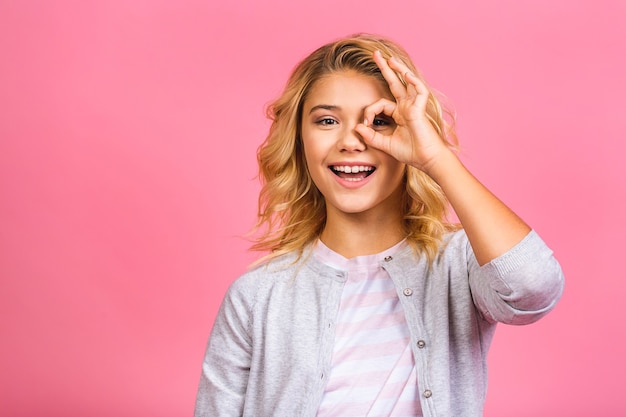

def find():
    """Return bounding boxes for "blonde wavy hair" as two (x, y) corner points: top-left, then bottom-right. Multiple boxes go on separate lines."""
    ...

(251, 34), (459, 263)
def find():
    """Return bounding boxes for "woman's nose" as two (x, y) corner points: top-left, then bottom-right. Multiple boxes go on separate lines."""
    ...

(337, 125), (366, 152)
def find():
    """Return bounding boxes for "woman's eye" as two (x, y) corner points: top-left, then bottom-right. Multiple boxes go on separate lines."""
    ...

(316, 118), (338, 126)
(373, 117), (393, 128)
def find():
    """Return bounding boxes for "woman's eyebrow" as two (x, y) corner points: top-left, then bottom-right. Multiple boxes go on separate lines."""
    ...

(309, 104), (340, 114)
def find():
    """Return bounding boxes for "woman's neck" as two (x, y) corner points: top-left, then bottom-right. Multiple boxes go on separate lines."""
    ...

(319, 210), (405, 259)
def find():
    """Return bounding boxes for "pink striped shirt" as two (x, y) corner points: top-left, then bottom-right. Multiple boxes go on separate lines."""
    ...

(314, 240), (422, 417)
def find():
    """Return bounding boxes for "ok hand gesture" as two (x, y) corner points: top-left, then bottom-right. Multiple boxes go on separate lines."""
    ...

(355, 50), (453, 177)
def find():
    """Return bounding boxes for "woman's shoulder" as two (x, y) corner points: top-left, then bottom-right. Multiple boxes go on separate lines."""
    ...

(229, 249), (309, 290)
(440, 227), (471, 255)
(246, 249), (307, 276)
(443, 227), (468, 243)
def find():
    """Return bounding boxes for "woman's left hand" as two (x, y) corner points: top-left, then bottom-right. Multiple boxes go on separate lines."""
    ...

(355, 50), (453, 176)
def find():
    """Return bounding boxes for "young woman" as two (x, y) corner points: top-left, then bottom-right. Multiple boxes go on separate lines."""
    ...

(194, 34), (564, 417)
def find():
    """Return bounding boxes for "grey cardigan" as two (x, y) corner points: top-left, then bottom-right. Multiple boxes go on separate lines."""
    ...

(195, 230), (564, 417)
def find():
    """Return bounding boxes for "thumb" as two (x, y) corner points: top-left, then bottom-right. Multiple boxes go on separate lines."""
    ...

(355, 123), (391, 154)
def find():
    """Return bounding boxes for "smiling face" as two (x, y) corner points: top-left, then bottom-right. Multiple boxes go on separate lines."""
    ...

(301, 71), (406, 222)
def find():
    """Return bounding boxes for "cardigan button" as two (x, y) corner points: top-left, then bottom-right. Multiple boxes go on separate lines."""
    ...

(417, 340), (426, 348)
(423, 389), (432, 398)
(384, 256), (393, 262)
(403, 288), (413, 296)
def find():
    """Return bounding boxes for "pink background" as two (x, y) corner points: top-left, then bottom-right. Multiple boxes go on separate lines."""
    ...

(1, 0), (625, 415)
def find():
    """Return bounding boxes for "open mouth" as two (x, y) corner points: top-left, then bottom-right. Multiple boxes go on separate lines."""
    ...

(329, 165), (376, 182)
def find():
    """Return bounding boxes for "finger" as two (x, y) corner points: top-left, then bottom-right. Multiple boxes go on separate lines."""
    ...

(391, 64), (431, 113)
(402, 70), (429, 103)
(403, 71), (419, 98)
(373, 50), (408, 99)
(385, 55), (416, 90)
(362, 98), (397, 127)
(354, 123), (392, 154)
(387, 57), (427, 100)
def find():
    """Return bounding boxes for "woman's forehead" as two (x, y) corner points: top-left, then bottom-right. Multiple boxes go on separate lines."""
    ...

(303, 71), (393, 110)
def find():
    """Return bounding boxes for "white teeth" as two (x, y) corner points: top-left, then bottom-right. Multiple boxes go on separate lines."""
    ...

(332, 165), (374, 173)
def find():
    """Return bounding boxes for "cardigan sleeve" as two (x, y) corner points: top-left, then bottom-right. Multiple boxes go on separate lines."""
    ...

(194, 276), (255, 417)
(468, 230), (565, 325)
